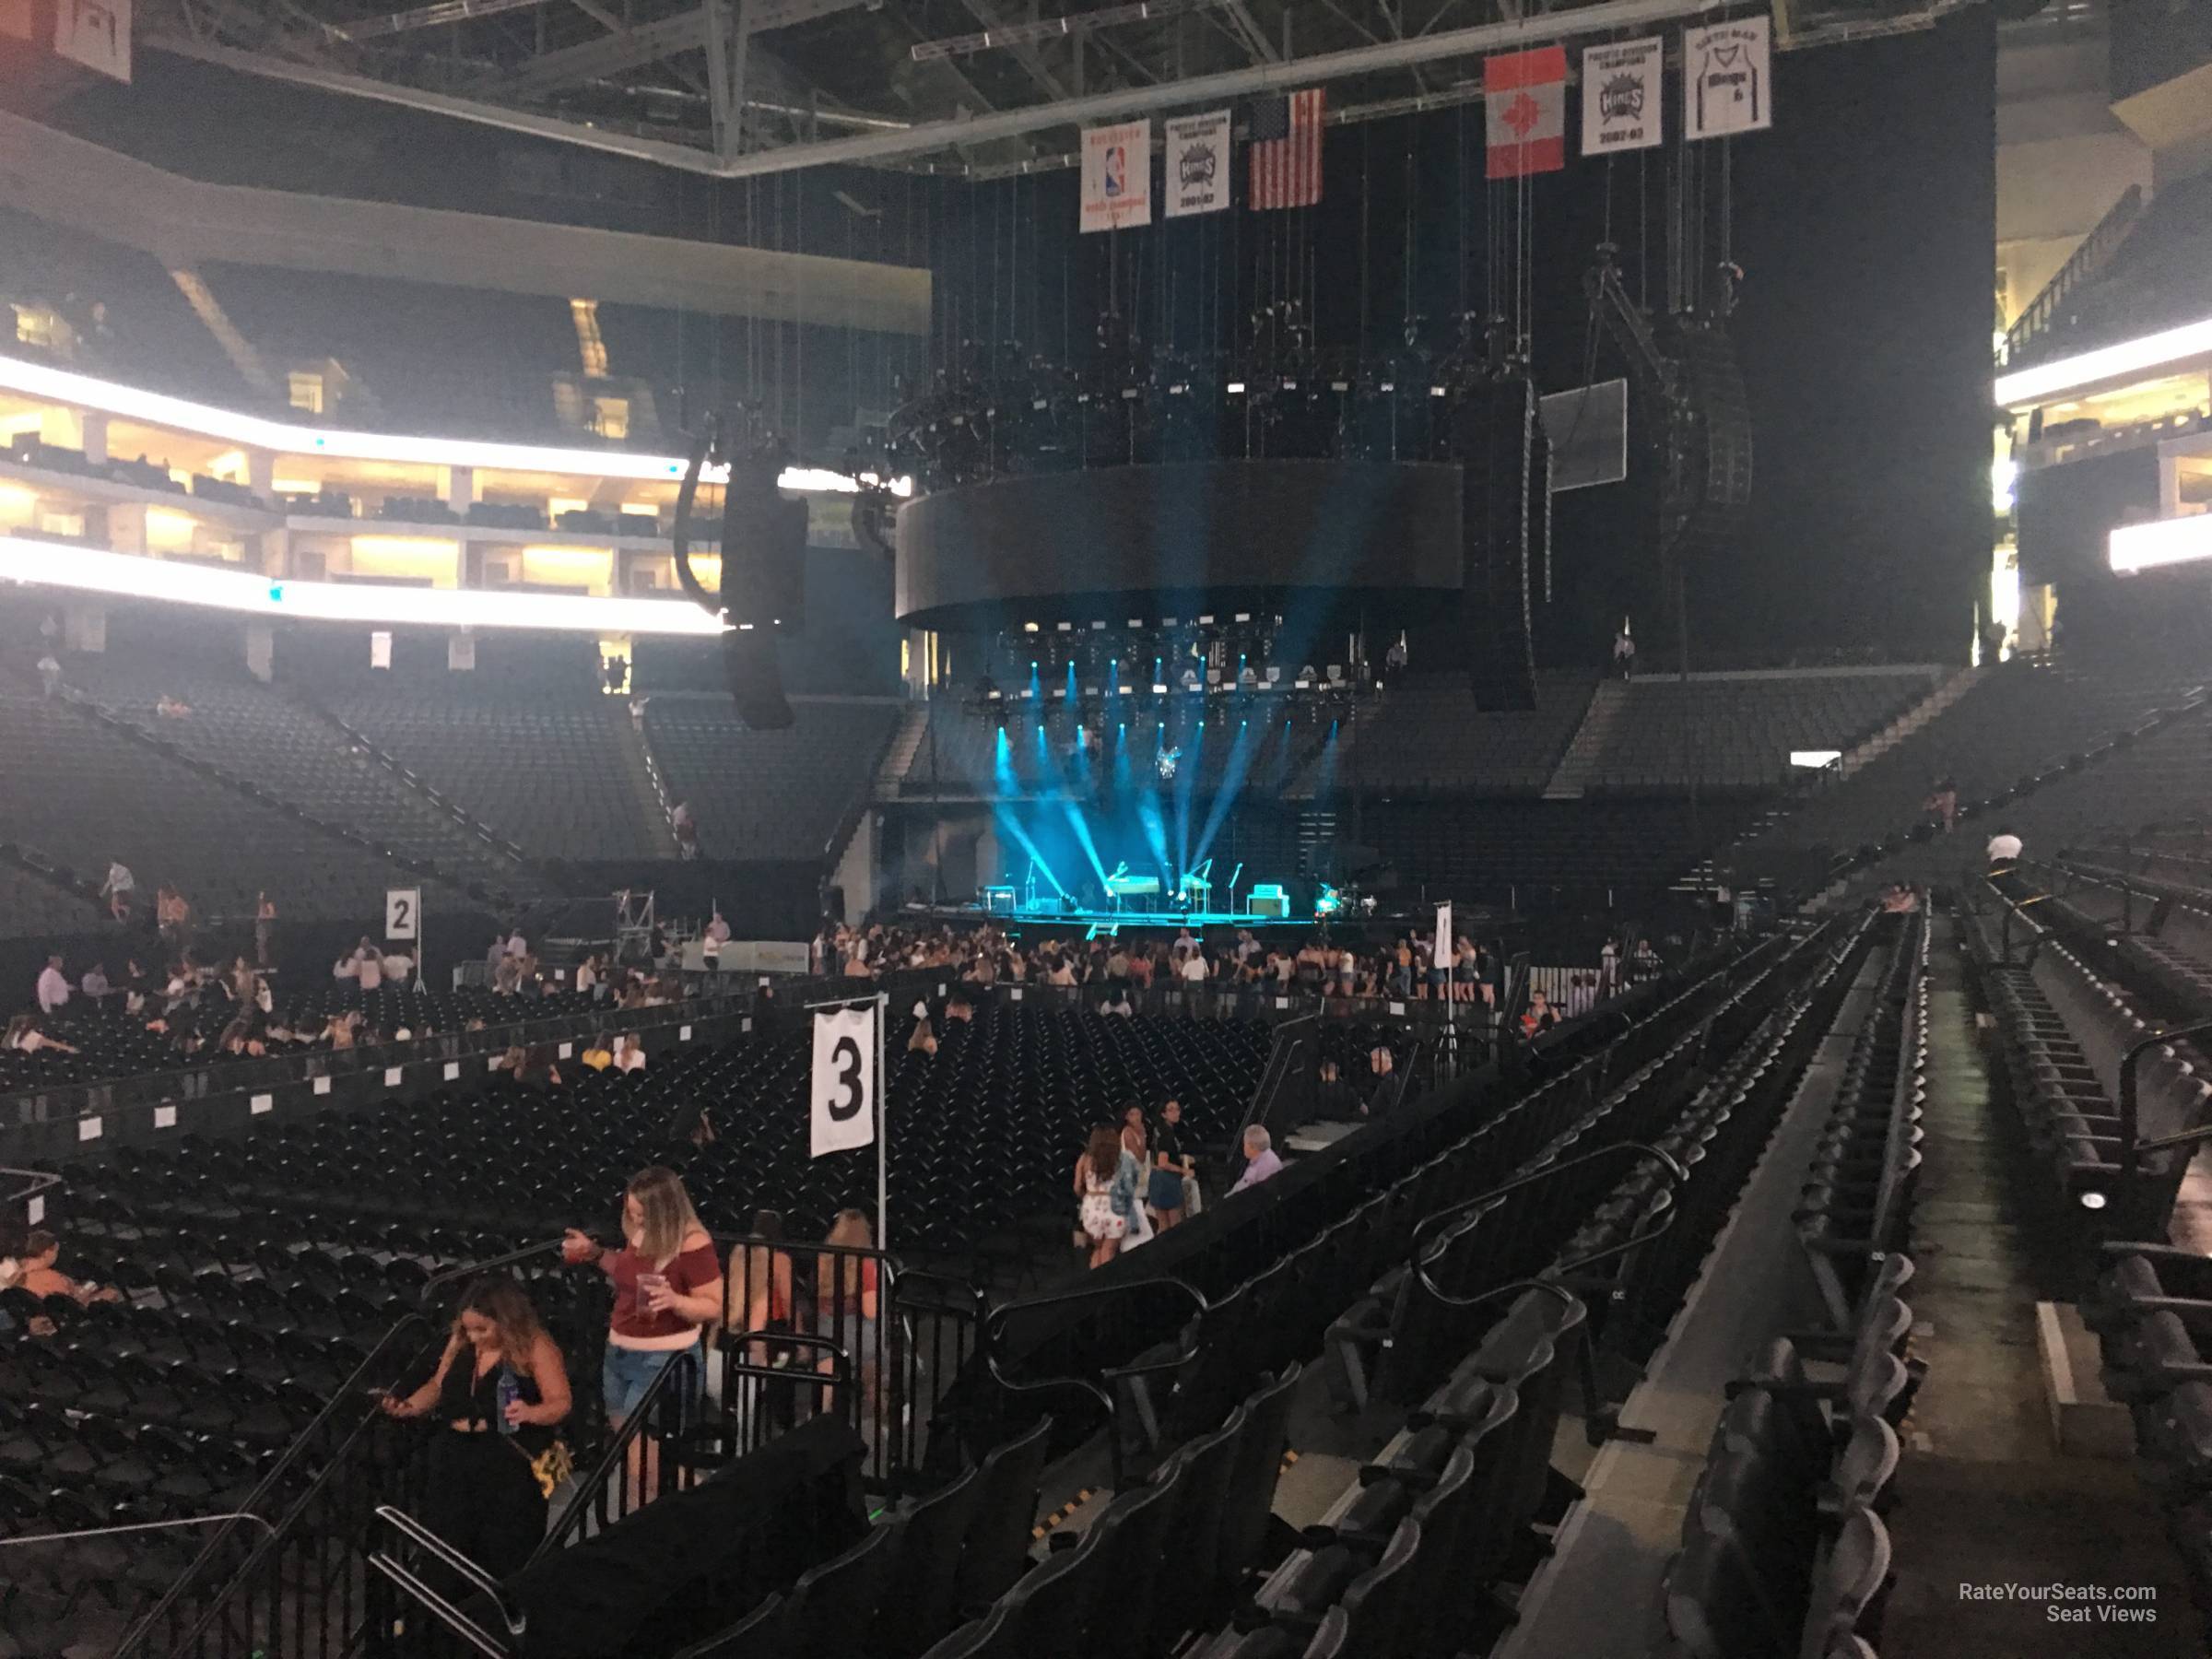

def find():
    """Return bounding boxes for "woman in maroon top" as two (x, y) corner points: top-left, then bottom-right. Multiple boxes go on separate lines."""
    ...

(564, 1165), (723, 1505)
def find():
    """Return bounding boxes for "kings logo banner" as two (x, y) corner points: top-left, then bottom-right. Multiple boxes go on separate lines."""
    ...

(1583, 38), (1662, 156)
(1164, 110), (1230, 218)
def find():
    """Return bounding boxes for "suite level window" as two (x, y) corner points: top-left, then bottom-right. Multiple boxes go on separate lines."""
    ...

(592, 397), (629, 441)
(288, 372), (325, 415)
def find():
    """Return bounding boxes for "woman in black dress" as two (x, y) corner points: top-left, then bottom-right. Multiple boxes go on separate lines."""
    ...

(382, 1276), (571, 1577)
(1149, 1099), (1192, 1230)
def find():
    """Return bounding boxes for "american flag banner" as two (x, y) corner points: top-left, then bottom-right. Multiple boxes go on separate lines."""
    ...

(1247, 88), (1324, 210)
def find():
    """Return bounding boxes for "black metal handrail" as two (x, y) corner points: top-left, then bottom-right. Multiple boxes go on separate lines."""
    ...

(371, 1504), (527, 1659)
(1, 1165), (60, 1215)
(982, 1276), (1209, 1486)
(2118, 1020), (2212, 1180)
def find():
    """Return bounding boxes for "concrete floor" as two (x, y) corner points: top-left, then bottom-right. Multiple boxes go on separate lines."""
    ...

(1880, 920), (2201, 1658)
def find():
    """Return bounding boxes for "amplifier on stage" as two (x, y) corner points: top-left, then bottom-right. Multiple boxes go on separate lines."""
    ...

(1250, 883), (1289, 919)
(982, 885), (1016, 915)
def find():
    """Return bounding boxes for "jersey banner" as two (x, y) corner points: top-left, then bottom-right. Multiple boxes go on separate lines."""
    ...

(1685, 16), (1771, 140)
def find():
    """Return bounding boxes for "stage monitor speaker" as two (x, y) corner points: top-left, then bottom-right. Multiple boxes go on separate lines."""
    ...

(1453, 378), (1539, 712)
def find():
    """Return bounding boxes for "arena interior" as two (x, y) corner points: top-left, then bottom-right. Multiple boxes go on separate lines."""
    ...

(3, 0), (2212, 1654)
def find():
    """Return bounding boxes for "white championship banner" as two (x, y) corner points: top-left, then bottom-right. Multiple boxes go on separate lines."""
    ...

(1079, 119), (1153, 233)
(1685, 17), (1772, 140)
(1583, 38), (1662, 156)
(1164, 110), (1231, 218)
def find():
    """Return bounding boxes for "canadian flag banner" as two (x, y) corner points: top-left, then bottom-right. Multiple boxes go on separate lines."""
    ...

(1484, 45), (1567, 180)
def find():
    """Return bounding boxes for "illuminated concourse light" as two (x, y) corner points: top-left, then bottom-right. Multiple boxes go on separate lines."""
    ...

(1994, 313), (2212, 407)
(1023, 621), (1040, 633)
(0, 535), (723, 635)
(1057, 621), (1073, 631)
(1226, 382), (1246, 395)
(2111, 516), (2212, 577)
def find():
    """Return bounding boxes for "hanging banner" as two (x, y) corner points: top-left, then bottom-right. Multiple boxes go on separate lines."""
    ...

(1079, 120), (1153, 234)
(53, 0), (130, 81)
(1164, 110), (1231, 218)
(810, 1003), (877, 1158)
(1, 0), (33, 42)
(1433, 902), (1453, 983)
(1583, 37), (1663, 156)
(1685, 16), (1772, 140)
(1247, 88), (1325, 210)
(1484, 46), (1567, 179)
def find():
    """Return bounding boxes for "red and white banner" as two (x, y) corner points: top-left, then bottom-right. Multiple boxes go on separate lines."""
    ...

(1079, 120), (1152, 234)
(1248, 88), (1324, 211)
(53, 0), (130, 81)
(1484, 45), (1566, 179)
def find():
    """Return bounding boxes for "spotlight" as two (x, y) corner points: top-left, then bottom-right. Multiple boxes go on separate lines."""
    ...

(1227, 382), (1246, 394)
(2078, 1190), (2109, 1211)
(1023, 621), (1039, 632)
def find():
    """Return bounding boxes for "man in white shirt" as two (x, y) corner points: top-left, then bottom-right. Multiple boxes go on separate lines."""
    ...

(81, 964), (110, 1001)
(1986, 829), (2023, 865)
(37, 653), (61, 698)
(36, 954), (69, 1014)
(1178, 950), (1208, 984)
(704, 911), (732, 946)
(506, 928), (527, 960)
(379, 949), (411, 986)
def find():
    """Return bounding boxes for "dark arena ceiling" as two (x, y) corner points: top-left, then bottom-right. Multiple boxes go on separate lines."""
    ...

(134, 0), (1987, 178)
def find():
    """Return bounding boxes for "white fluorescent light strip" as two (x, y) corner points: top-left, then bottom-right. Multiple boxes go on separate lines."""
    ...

(1994, 313), (2212, 409)
(2109, 515), (2212, 577)
(0, 536), (726, 635)
(0, 353), (910, 496)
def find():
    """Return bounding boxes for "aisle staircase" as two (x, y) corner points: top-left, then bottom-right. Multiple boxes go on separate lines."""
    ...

(1833, 665), (1979, 782)
(873, 703), (929, 799)
(1542, 680), (1630, 800)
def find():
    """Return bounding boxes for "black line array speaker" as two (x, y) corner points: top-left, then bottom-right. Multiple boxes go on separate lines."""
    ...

(716, 450), (805, 730)
(1666, 321), (1753, 564)
(1453, 376), (1540, 712)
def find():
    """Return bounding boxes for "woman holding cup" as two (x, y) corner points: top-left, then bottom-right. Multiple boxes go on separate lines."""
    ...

(563, 1166), (723, 1506)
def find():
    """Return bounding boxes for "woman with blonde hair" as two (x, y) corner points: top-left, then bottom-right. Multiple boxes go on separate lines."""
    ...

(563, 1166), (723, 1503)
(381, 1276), (571, 1576)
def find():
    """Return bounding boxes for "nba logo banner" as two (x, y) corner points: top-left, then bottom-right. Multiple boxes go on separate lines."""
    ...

(1164, 110), (1230, 218)
(1685, 16), (1771, 140)
(1080, 119), (1153, 233)
(1583, 38), (1662, 155)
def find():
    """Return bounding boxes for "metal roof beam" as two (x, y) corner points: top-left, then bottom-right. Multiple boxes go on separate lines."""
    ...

(956, 0), (1068, 100)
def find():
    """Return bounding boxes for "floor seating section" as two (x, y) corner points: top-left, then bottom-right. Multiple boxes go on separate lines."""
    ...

(0, 687), (452, 924)
(642, 695), (904, 859)
(56, 657), (543, 905)
(327, 686), (668, 863)
(48, 1004), (1265, 1260)
(0, 981), (611, 1096)
(1586, 670), (1943, 795)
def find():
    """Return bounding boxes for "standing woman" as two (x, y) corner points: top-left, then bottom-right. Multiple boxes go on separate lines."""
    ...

(380, 1276), (571, 1578)
(1119, 1104), (1156, 1246)
(563, 1166), (723, 1505)
(1073, 1127), (1127, 1269)
(815, 1210), (882, 1440)
(724, 1208), (795, 1437)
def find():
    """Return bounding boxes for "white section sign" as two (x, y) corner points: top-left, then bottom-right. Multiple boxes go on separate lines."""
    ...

(54, 0), (130, 83)
(1583, 38), (1662, 155)
(1163, 111), (1231, 218)
(810, 1004), (877, 1158)
(1079, 120), (1153, 234)
(1684, 17), (1771, 140)
(384, 888), (420, 941)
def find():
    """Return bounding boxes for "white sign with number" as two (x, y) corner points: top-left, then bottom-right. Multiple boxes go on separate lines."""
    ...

(384, 888), (420, 941)
(810, 1004), (877, 1158)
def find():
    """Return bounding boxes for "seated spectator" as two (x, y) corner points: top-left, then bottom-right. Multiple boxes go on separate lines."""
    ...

(381, 947), (413, 985)
(1316, 1056), (1359, 1118)
(1230, 1124), (1283, 1194)
(944, 989), (974, 1025)
(1520, 990), (1559, 1038)
(1987, 826), (2024, 866)
(613, 1033), (647, 1074)
(1630, 939), (1664, 982)
(1566, 973), (1597, 1018)
(4, 1014), (77, 1056)
(907, 1014), (938, 1055)
(1098, 986), (1135, 1018)
(17, 1231), (120, 1304)
(155, 692), (193, 718)
(580, 1038), (615, 1071)
(1882, 883), (1923, 914)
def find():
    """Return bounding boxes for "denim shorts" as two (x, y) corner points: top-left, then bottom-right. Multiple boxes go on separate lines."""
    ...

(601, 1340), (703, 1422)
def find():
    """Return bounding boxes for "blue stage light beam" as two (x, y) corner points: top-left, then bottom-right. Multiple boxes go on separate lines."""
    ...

(1136, 788), (1171, 882)
(1173, 717), (1201, 879)
(993, 727), (1066, 896)
(1193, 713), (1261, 869)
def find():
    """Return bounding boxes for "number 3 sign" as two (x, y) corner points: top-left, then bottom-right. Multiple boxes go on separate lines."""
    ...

(809, 1003), (877, 1158)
